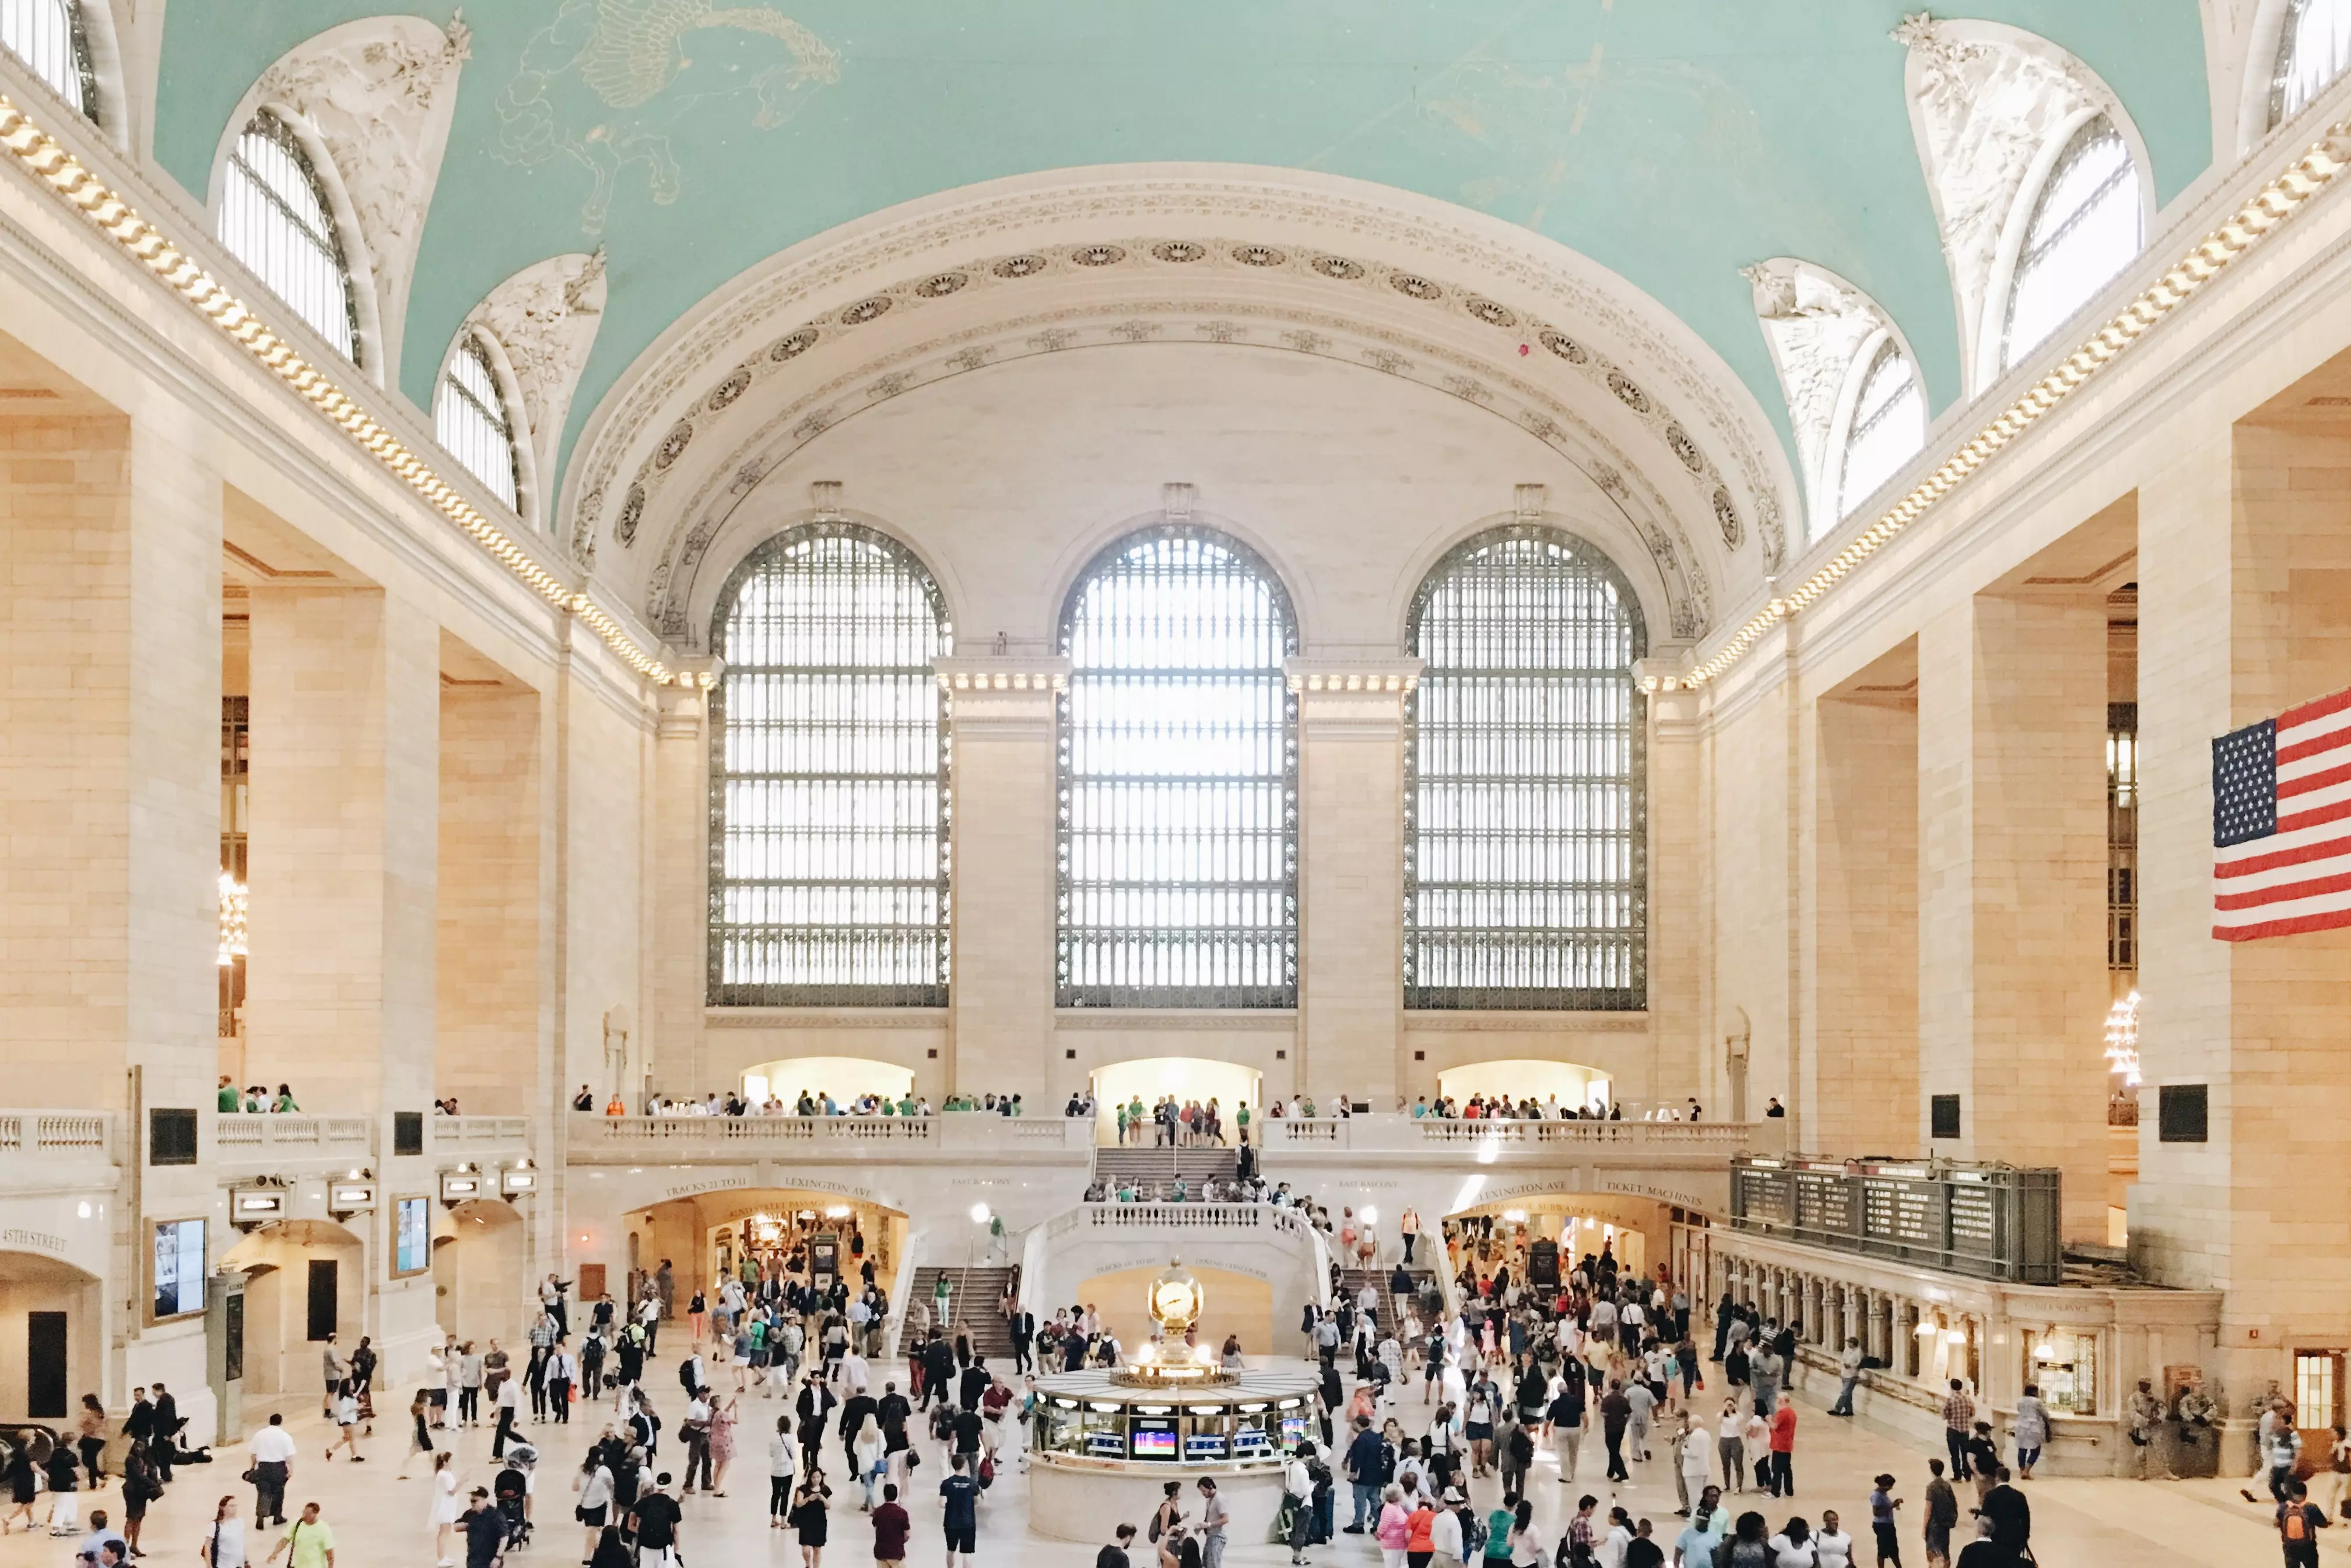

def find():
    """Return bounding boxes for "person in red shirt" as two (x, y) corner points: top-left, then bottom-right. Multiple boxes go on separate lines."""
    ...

(871, 1481), (910, 1567)
(1768, 1401), (1798, 1497)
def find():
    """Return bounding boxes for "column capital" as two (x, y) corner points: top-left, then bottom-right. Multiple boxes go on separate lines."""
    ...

(933, 655), (1071, 694)
(1283, 655), (1423, 696)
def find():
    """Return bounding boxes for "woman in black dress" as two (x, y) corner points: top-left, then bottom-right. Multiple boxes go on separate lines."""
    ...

(789, 1465), (831, 1568)
(2, 1439), (38, 1533)
(118, 1438), (157, 1557)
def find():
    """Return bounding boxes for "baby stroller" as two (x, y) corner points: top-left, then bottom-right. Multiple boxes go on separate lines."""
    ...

(493, 1443), (536, 1549)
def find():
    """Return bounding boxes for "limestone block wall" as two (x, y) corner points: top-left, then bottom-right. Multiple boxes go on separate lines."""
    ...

(437, 681), (542, 1113)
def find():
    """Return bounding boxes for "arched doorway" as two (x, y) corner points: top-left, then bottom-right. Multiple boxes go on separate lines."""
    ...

(738, 1056), (914, 1109)
(431, 1199), (528, 1347)
(0, 1252), (104, 1423)
(1436, 1059), (1612, 1116)
(625, 1187), (910, 1319)
(222, 1219), (365, 1408)
(1088, 1057), (1263, 1146)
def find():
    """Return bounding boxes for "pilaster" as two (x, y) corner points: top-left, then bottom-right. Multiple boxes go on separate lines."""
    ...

(650, 667), (715, 1101)
(1287, 657), (1420, 1107)
(939, 657), (1069, 1101)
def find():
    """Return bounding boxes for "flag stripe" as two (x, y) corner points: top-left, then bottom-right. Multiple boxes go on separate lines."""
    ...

(2215, 867), (2351, 911)
(2214, 902), (2351, 941)
(2282, 685), (2351, 731)
(2215, 685), (2351, 940)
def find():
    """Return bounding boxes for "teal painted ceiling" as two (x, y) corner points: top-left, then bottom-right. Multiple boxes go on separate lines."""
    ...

(151, 1), (2213, 481)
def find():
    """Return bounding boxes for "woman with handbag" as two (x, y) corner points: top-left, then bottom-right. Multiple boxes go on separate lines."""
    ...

(118, 1438), (156, 1558)
(201, 1495), (249, 1567)
(789, 1465), (832, 1568)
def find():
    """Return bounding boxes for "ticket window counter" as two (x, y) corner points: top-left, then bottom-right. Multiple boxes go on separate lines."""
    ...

(1034, 1393), (1311, 1468)
(2024, 1328), (2098, 1418)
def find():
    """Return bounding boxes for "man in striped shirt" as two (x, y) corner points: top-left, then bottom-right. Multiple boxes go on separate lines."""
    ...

(1940, 1381), (1975, 1479)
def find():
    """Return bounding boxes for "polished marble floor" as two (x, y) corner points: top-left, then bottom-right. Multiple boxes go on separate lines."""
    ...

(4, 1346), (2335, 1567)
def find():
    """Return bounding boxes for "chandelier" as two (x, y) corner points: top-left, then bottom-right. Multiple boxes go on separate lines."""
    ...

(217, 872), (248, 966)
(2103, 991), (2140, 1087)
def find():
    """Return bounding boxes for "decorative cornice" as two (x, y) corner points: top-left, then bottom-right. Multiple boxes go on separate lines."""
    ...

(0, 92), (678, 686)
(933, 655), (1071, 694)
(1680, 111), (2351, 691)
(1283, 656), (1423, 695)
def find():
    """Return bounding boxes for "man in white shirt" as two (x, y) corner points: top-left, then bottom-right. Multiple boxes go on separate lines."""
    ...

(247, 1413), (297, 1525)
(1675, 1413), (1714, 1516)
(1283, 1443), (1317, 1566)
(831, 1347), (870, 1397)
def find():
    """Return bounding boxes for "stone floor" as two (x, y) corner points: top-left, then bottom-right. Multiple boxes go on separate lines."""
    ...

(3, 1349), (2337, 1566)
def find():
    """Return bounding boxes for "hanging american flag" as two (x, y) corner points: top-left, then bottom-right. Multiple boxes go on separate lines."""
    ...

(2213, 687), (2351, 940)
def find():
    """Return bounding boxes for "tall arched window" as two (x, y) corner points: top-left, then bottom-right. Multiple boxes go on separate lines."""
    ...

(219, 111), (359, 363)
(2001, 115), (2143, 373)
(1837, 339), (1927, 519)
(709, 525), (952, 1007)
(1406, 526), (1645, 1011)
(1, 0), (95, 119)
(1058, 525), (1299, 1008)
(2274, 0), (2351, 126)
(436, 333), (521, 512)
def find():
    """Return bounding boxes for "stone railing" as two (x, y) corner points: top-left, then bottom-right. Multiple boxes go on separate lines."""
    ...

(570, 1112), (1092, 1160)
(431, 1115), (529, 1148)
(215, 1113), (373, 1154)
(1256, 1114), (1782, 1159)
(0, 1112), (113, 1159)
(1047, 1202), (1320, 1239)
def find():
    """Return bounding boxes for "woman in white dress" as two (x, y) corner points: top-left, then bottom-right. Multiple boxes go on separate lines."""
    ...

(427, 1450), (461, 1566)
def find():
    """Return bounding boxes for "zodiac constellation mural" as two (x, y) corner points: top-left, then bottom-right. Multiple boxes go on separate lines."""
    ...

(494, 0), (841, 233)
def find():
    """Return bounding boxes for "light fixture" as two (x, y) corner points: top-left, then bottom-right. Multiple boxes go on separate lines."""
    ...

(1945, 1328), (1968, 1345)
(2104, 992), (2142, 1088)
(969, 1203), (991, 1224)
(216, 873), (247, 966)
(229, 1187), (285, 1228)
(1915, 1320), (1940, 1337)
(1502, 1208), (1528, 1224)
(2034, 1340), (2057, 1359)
(1360, 1205), (1378, 1226)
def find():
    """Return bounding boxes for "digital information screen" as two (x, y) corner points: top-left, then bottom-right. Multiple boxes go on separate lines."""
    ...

(1130, 1419), (1178, 1460)
(1234, 1426), (1272, 1457)
(1087, 1431), (1126, 1458)
(152, 1218), (205, 1320)
(1279, 1415), (1308, 1450)
(395, 1197), (430, 1276)
(1185, 1433), (1229, 1461)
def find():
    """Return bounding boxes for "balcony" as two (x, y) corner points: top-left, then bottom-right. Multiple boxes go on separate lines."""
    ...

(567, 1111), (1094, 1165)
(430, 1115), (530, 1165)
(215, 1112), (373, 1176)
(0, 1112), (117, 1195)
(1257, 1113), (1784, 1163)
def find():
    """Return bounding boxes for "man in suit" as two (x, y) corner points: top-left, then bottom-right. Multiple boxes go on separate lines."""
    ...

(1008, 1305), (1036, 1376)
(149, 1384), (181, 1482)
(795, 1372), (837, 1474)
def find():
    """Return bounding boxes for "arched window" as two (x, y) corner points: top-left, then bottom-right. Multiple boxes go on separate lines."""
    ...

(1058, 525), (1299, 1008)
(1406, 526), (1644, 1010)
(0, 0), (95, 119)
(2273, 0), (2351, 126)
(2001, 115), (2143, 373)
(219, 111), (359, 363)
(1838, 339), (1927, 519)
(708, 525), (952, 1007)
(435, 334), (521, 512)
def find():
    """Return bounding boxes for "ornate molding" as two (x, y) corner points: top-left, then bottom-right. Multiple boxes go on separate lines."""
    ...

(640, 298), (1714, 648)
(1894, 13), (2108, 394)
(933, 655), (1071, 694)
(1284, 656), (1423, 695)
(465, 249), (607, 508)
(1742, 258), (1917, 544)
(251, 13), (471, 387)
(561, 171), (1796, 583)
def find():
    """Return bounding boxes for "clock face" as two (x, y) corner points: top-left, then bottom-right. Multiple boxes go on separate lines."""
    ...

(1153, 1281), (1195, 1320)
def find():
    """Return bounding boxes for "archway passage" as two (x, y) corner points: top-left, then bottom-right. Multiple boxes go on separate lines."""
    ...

(624, 1187), (910, 1323)
(1088, 1057), (1262, 1147)
(431, 1199), (527, 1349)
(1435, 1058), (1612, 1116)
(737, 1056), (914, 1110)
(1443, 1193), (1671, 1294)
(0, 1251), (103, 1423)
(221, 1219), (366, 1412)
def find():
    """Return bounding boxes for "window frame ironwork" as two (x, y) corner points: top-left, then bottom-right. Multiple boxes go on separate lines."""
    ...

(2108, 699), (2138, 974)
(707, 522), (953, 1008)
(2271, 0), (2351, 129)
(1403, 523), (1648, 1011)
(436, 332), (521, 512)
(1055, 522), (1301, 1010)
(0, 0), (96, 119)
(219, 110), (361, 365)
(2000, 115), (2142, 374)
(1838, 337), (1925, 521)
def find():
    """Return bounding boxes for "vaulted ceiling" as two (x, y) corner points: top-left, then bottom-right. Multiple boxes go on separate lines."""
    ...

(146, 0), (2216, 480)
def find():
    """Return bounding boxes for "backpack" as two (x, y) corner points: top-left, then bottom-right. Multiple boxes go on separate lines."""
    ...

(1485, 1510), (1514, 1559)
(1460, 1508), (1487, 1557)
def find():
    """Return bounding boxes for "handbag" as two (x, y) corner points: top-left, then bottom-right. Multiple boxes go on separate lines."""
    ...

(241, 1467), (260, 1485)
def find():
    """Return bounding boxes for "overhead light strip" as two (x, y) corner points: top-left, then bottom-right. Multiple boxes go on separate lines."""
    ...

(1653, 115), (2351, 694)
(0, 94), (678, 685)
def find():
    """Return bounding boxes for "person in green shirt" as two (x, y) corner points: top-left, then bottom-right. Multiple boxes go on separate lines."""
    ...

(1115, 1103), (1130, 1142)
(264, 1503), (334, 1568)
(899, 1095), (917, 1117)
(1236, 1102), (1251, 1135)
(1127, 1097), (1145, 1144)
(272, 1085), (298, 1113)
(217, 1076), (239, 1113)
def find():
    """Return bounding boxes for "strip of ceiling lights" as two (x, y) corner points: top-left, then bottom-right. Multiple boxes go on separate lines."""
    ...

(0, 93), (696, 688)
(3, 89), (2348, 694)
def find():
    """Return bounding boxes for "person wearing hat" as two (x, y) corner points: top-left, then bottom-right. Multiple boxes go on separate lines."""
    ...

(457, 1490), (504, 1568)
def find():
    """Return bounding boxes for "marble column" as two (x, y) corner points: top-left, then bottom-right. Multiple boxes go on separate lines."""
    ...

(939, 658), (1067, 1101)
(245, 585), (440, 1114)
(648, 671), (714, 1100)
(1288, 658), (1420, 1108)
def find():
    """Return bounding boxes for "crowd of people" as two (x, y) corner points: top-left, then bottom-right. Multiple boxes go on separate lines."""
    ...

(213, 1077), (300, 1114)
